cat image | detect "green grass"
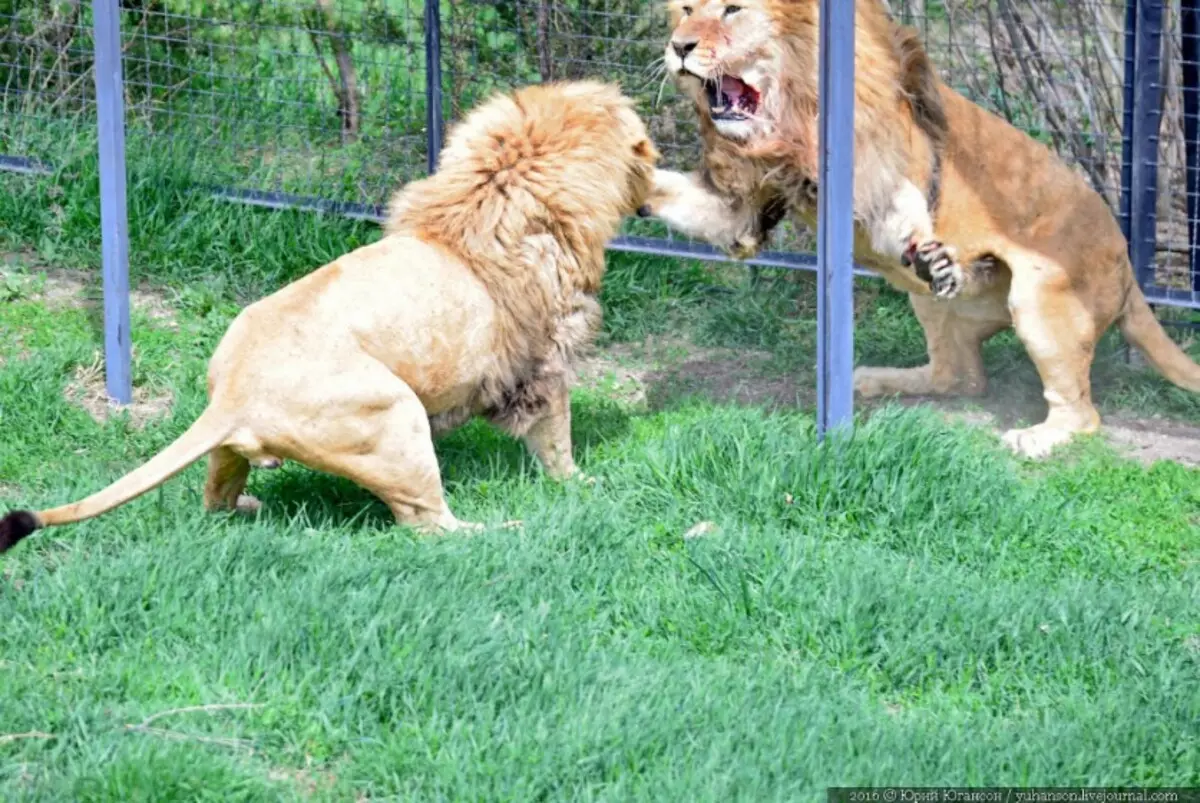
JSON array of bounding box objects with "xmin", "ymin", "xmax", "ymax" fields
[
  {"xmin": 1, "ymin": 303, "xmax": 1198, "ymax": 797},
  {"xmin": 2, "ymin": 125, "xmax": 1200, "ymax": 799}
]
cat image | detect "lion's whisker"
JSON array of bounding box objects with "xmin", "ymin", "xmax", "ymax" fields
[{"xmin": 655, "ymin": 74, "xmax": 671, "ymax": 108}]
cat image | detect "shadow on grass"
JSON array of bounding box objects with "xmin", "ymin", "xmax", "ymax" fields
[{"xmin": 247, "ymin": 394, "xmax": 635, "ymax": 530}]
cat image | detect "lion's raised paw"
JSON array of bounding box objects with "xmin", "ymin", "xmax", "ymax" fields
[{"xmin": 904, "ymin": 239, "xmax": 963, "ymax": 299}]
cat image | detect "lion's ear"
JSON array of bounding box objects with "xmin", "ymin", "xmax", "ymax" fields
[{"xmin": 633, "ymin": 139, "xmax": 660, "ymax": 162}]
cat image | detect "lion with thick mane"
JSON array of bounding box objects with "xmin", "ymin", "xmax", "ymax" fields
[
  {"xmin": 0, "ymin": 80, "xmax": 661, "ymax": 552},
  {"xmin": 641, "ymin": 0, "xmax": 1200, "ymax": 458}
]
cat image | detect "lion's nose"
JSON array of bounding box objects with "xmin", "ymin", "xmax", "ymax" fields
[{"xmin": 672, "ymin": 40, "xmax": 698, "ymax": 60}]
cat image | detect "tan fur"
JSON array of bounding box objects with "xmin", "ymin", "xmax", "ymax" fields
[
  {"xmin": 644, "ymin": 0, "xmax": 960, "ymax": 292},
  {"xmin": 643, "ymin": 0, "xmax": 1200, "ymax": 458},
  {"xmin": 2, "ymin": 81, "xmax": 661, "ymax": 545}
]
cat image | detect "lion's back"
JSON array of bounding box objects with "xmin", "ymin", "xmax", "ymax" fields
[{"xmin": 937, "ymin": 87, "xmax": 1126, "ymax": 269}]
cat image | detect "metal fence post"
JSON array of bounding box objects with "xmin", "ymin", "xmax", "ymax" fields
[
  {"xmin": 815, "ymin": 0, "xmax": 856, "ymax": 440},
  {"xmin": 424, "ymin": 0, "xmax": 444, "ymax": 175},
  {"xmin": 1129, "ymin": 0, "xmax": 1165, "ymax": 292},
  {"xmin": 1182, "ymin": 0, "xmax": 1200, "ymax": 292},
  {"xmin": 93, "ymin": 0, "xmax": 132, "ymax": 405},
  {"xmin": 1119, "ymin": 0, "xmax": 1138, "ymax": 243}
]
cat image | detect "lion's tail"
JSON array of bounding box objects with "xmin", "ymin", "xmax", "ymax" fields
[
  {"xmin": 0, "ymin": 407, "xmax": 233, "ymax": 553},
  {"xmin": 1118, "ymin": 284, "xmax": 1200, "ymax": 392}
]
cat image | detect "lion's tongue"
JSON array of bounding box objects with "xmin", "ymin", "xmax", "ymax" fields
[{"xmin": 721, "ymin": 76, "xmax": 746, "ymax": 107}]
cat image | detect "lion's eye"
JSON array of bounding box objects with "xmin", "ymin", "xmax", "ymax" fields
[
  {"xmin": 724, "ymin": 5, "xmax": 741, "ymax": 15},
  {"xmin": 681, "ymin": 5, "xmax": 693, "ymax": 15}
]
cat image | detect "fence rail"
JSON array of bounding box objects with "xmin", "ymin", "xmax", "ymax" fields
[{"xmin": 1, "ymin": 0, "xmax": 1198, "ymax": 409}]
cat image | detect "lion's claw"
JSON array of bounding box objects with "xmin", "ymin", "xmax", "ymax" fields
[{"xmin": 904, "ymin": 239, "xmax": 963, "ymax": 300}]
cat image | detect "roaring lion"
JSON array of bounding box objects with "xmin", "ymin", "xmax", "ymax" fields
[
  {"xmin": 640, "ymin": 0, "xmax": 1200, "ymax": 458},
  {"xmin": 0, "ymin": 80, "xmax": 661, "ymax": 552}
]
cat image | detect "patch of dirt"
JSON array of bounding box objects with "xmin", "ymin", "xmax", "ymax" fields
[
  {"xmin": 0, "ymin": 340, "xmax": 29, "ymax": 369},
  {"xmin": 63, "ymin": 351, "xmax": 174, "ymax": 429},
  {"xmin": 579, "ymin": 336, "xmax": 1200, "ymax": 469},
  {"xmin": 577, "ymin": 335, "xmax": 801, "ymax": 410},
  {"xmin": 575, "ymin": 341, "xmax": 661, "ymax": 405},
  {"xmin": 1, "ymin": 258, "xmax": 178, "ymax": 329},
  {"xmin": 645, "ymin": 351, "xmax": 806, "ymax": 411},
  {"xmin": 267, "ymin": 765, "xmax": 338, "ymax": 798},
  {"xmin": 909, "ymin": 407, "xmax": 1200, "ymax": 467},
  {"xmin": 1101, "ymin": 416, "xmax": 1200, "ymax": 468}
]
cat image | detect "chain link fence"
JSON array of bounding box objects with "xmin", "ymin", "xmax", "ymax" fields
[{"xmin": 1, "ymin": 0, "xmax": 1198, "ymax": 304}]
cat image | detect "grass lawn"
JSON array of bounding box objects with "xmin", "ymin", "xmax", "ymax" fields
[{"xmin": 1, "ymin": 142, "xmax": 1199, "ymax": 800}]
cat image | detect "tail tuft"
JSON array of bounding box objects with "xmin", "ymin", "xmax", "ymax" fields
[{"xmin": 0, "ymin": 511, "xmax": 40, "ymax": 553}]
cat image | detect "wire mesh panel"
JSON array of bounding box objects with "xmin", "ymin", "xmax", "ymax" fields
[
  {"xmin": 0, "ymin": 0, "xmax": 433, "ymax": 205},
  {"xmin": 115, "ymin": 0, "xmax": 432, "ymax": 211},
  {"xmin": 894, "ymin": 1, "xmax": 1130, "ymax": 212},
  {"xmin": 895, "ymin": 0, "xmax": 1197, "ymax": 308},
  {"xmin": 1155, "ymin": 0, "xmax": 1200, "ymax": 306},
  {"xmin": 3, "ymin": 0, "xmax": 1200, "ymax": 308},
  {"xmin": 0, "ymin": 0, "xmax": 97, "ymax": 174},
  {"xmin": 439, "ymin": 1, "xmax": 1142, "ymax": 265}
]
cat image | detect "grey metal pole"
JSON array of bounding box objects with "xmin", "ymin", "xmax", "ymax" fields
[
  {"xmin": 815, "ymin": 0, "xmax": 856, "ymax": 440},
  {"xmin": 424, "ymin": 0, "xmax": 444, "ymax": 175},
  {"xmin": 1129, "ymin": 0, "xmax": 1164, "ymax": 292},
  {"xmin": 93, "ymin": 0, "xmax": 132, "ymax": 405}
]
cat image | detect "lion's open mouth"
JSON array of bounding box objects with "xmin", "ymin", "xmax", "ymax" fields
[{"xmin": 704, "ymin": 75, "xmax": 760, "ymax": 121}]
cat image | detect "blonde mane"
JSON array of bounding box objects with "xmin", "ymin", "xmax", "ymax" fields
[
  {"xmin": 383, "ymin": 79, "xmax": 658, "ymax": 432},
  {"xmin": 738, "ymin": 1, "xmax": 946, "ymax": 179},
  {"xmin": 670, "ymin": 0, "xmax": 948, "ymax": 235},
  {"xmin": 386, "ymin": 81, "xmax": 652, "ymax": 298}
]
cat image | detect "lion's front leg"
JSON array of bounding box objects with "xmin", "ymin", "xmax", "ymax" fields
[
  {"xmin": 639, "ymin": 168, "xmax": 764, "ymax": 260},
  {"xmin": 519, "ymin": 378, "xmax": 589, "ymax": 483},
  {"xmin": 863, "ymin": 178, "xmax": 964, "ymax": 299}
]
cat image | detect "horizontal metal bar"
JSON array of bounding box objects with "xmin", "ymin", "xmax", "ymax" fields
[
  {"xmin": 609, "ymin": 235, "xmax": 878, "ymax": 278},
  {"xmin": 1143, "ymin": 286, "xmax": 1200, "ymax": 310},
  {"xmin": 206, "ymin": 185, "xmax": 388, "ymax": 223},
  {"xmin": 50, "ymin": 176, "xmax": 1200, "ymax": 315},
  {"xmin": 201, "ymin": 188, "xmax": 880, "ymax": 276},
  {"xmin": 0, "ymin": 154, "xmax": 54, "ymax": 176},
  {"xmin": 193, "ymin": 190, "xmax": 1200, "ymax": 306}
]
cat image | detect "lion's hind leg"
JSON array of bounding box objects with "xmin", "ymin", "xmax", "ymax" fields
[
  {"xmin": 203, "ymin": 447, "xmax": 258, "ymax": 514},
  {"xmin": 855, "ymin": 293, "xmax": 1002, "ymax": 400},
  {"xmin": 1000, "ymin": 259, "xmax": 1102, "ymax": 459},
  {"xmin": 280, "ymin": 366, "xmax": 480, "ymax": 534}
]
